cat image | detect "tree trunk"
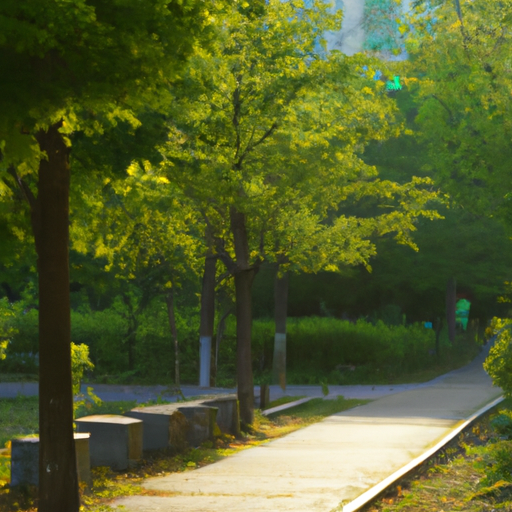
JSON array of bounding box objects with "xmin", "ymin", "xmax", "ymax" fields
[
  {"xmin": 435, "ymin": 316, "xmax": 443, "ymax": 358},
  {"xmin": 166, "ymin": 291, "xmax": 180, "ymax": 387},
  {"xmin": 234, "ymin": 267, "xmax": 256, "ymax": 426},
  {"xmin": 230, "ymin": 207, "xmax": 256, "ymax": 426},
  {"xmin": 272, "ymin": 268, "xmax": 288, "ymax": 391},
  {"xmin": 121, "ymin": 293, "xmax": 137, "ymax": 372},
  {"xmin": 446, "ymin": 277, "xmax": 457, "ymax": 344},
  {"xmin": 214, "ymin": 305, "xmax": 232, "ymax": 387},
  {"xmin": 35, "ymin": 124, "xmax": 80, "ymax": 512},
  {"xmin": 199, "ymin": 254, "xmax": 216, "ymax": 387}
]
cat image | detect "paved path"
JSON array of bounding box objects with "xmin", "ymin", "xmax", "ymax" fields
[
  {"xmin": 111, "ymin": 345, "xmax": 502, "ymax": 512},
  {"xmin": 0, "ymin": 346, "xmax": 501, "ymax": 511},
  {"xmin": 0, "ymin": 378, "xmax": 446, "ymax": 403}
]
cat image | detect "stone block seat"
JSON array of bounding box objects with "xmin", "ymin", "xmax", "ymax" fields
[
  {"xmin": 125, "ymin": 394, "xmax": 239, "ymax": 452},
  {"xmin": 11, "ymin": 433, "xmax": 91, "ymax": 487},
  {"xmin": 200, "ymin": 395, "xmax": 240, "ymax": 437},
  {"xmin": 75, "ymin": 415, "xmax": 142, "ymax": 470}
]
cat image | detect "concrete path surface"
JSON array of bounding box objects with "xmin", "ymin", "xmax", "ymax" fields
[{"xmin": 112, "ymin": 345, "xmax": 502, "ymax": 512}]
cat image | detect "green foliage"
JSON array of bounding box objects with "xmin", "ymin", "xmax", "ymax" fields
[
  {"xmin": 71, "ymin": 305, "xmax": 129, "ymax": 375},
  {"xmin": 484, "ymin": 319, "xmax": 512, "ymax": 397},
  {"xmin": 490, "ymin": 410, "xmax": 512, "ymax": 440},
  {"xmin": 71, "ymin": 342, "xmax": 101, "ymax": 417},
  {"xmin": 405, "ymin": 0, "xmax": 512, "ymax": 224},
  {"xmin": 0, "ymin": 298, "xmax": 18, "ymax": 360},
  {"xmin": 0, "ymin": 395, "xmax": 38, "ymax": 448},
  {"xmin": 135, "ymin": 301, "xmax": 200, "ymax": 383},
  {"xmin": 471, "ymin": 440, "xmax": 512, "ymax": 487},
  {"xmin": 286, "ymin": 317, "xmax": 436, "ymax": 372},
  {"xmin": 70, "ymin": 342, "xmax": 94, "ymax": 396},
  {"xmin": 218, "ymin": 316, "xmax": 450, "ymax": 385}
]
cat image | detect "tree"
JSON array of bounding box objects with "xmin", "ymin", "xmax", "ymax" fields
[
  {"xmin": 404, "ymin": 0, "xmax": 512, "ymax": 223},
  {"xmin": 0, "ymin": 2, "xmax": 217, "ymax": 509},
  {"xmin": 159, "ymin": 0, "xmax": 440, "ymax": 424},
  {"xmin": 71, "ymin": 159, "xmax": 204, "ymax": 383}
]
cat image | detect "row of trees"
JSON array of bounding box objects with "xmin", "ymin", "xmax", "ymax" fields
[{"xmin": 2, "ymin": 0, "xmax": 512, "ymax": 510}]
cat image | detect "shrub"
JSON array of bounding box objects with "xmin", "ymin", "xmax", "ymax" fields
[
  {"xmin": 484, "ymin": 319, "xmax": 512, "ymax": 397},
  {"xmin": 491, "ymin": 410, "xmax": 512, "ymax": 440},
  {"xmin": 470, "ymin": 440, "xmax": 512, "ymax": 487}
]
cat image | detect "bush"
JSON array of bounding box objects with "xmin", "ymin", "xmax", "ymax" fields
[
  {"xmin": 491, "ymin": 410, "xmax": 512, "ymax": 440},
  {"xmin": 470, "ymin": 440, "xmax": 512, "ymax": 487},
  {"xmin": 217, "ymin": 316, "xmax": 441, "ymax": 385},
  {"xmin": 484, "ymin": 318, "xmax": 512, "ymax": 397}
]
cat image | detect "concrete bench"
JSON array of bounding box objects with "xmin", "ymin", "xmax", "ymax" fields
[
  {"xmin": 75, "ymin": 415, "xmax": 142, "ymax": 470},
  {"xmin": 201, "ymin": 395, "xmax": 240, "ymax": 437},
  {"xmin": 125, "ymin": 404, "xmax": 217, "ymax": 451},
  {"xmin": 10, "ymin": 433, "xmax": 91, "ymax": 487}
]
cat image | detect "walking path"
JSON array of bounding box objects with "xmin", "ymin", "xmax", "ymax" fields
[
  {"xmin": 0, "ymin": 345, "xmax": 502, "ymax": 511},
  {"xmin": 110, "ymin": 345, "xmax": 502, "ymax": 512},
  {"xmin": 0, "ymin": 377, "xmax": 450, "ymax": 403}
]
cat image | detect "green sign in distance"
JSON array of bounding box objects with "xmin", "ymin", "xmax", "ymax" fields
[{"xmin": 386, "ymin": 76, "xmax": 402, "ymax": 91}]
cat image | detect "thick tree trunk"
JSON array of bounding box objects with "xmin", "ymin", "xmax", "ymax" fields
[
  {"xmin": 446, "ymin": 277, "xmax": 457, "ymax": 343},
  {"xmin": 35, "ymin": 124, "xmax": 80, "ymax": 512},
  {"xmin": 199, "ymin": 254, "xmax": 216, "ymax": 387},
  {"xmin": 230, "ymin": 207, "xmax": 256, "ymax": 426},
  {"xmin": 166, "ymin": 291, "xmax": 180, "ymax": 387},
  {"xmin": 272, "ymin": 268, "xmax": 288, "ymax": 390},
  {"xmin": 234, "ymin": 267, "xmax": 256, "ymax": 426}
]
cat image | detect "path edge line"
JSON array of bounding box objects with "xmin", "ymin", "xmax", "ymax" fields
[{"xmin": 340, "ymin": 394, "xmax": 505, "ymax": 512}]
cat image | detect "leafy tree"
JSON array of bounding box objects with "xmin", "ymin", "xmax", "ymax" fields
[
  {"xmin": 404, "ymin": 0, "xmax": 512, "ymax": 223},
  {"xmin": 71, "ymin": 159, "xmax": 204, "ymax": 383},
  {"xmin": 0, "ymin": 1, "xmax": 217, "ymax": 510},
  {"xmin": 159, "ymin": 0, "xmax": 440, "ymax": 424}
]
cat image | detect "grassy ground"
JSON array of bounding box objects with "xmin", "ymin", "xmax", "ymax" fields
[
  {"xmin": 357, "ymin": 399, "xmax": 512, "ymax": 512},
  {"xmin": 0, "ymin": 396, "xmax": 39, "ymax": 449},
  {"xmin": 0, "ymin": 395, "xmax": 367, "ymax": 511}
]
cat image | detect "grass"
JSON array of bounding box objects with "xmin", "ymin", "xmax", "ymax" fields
[
  {"xmin": 0, "ymin": 394, "xmax": 367, "ymax": 511},
  {"xmin": 356, "ymin": 400, "xmax": 512, "ymax": 512},
  {"xmin": 0, "ymin": 396, "xmax": 39, "ymax": 449}
]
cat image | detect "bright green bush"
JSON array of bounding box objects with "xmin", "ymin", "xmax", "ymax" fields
[
  {"xmin": 0, "ymin": 298, "xmax": 18, "ymax": 360},
  {"xmin": 484, "ymin": 318, "xmax": 512, "ymax": 397},
  {"xmin": 71, "ymin": 342, "xmax": 94, "ymax": 396}
]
